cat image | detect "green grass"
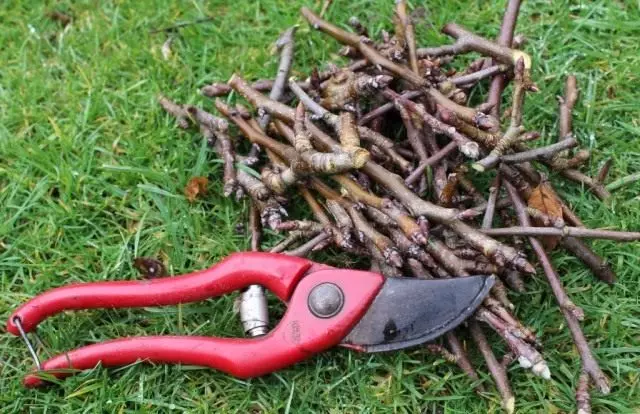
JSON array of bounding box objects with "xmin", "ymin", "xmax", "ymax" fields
[{"xmin": 1, "ymin": 0, "xmax": 639, "ymax": 412}]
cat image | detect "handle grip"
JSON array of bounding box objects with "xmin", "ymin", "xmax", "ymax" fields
[
  {"xmin": 22, "ymin": 268, "xmax": 384, "ymax": 387},
  {"xmin": 8, "ymin": 252, "xmax": 312, "ymax": 334},
  {"xmin": 24, "ymin": 336, "xmax": 289, "ymax": 387}
]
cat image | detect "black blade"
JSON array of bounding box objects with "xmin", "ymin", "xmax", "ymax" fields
[{"xmin": 342, "ymin": 275, "xmax": 494, "ymax": 352}]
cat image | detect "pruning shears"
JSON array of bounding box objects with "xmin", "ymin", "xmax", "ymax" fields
[{"xmin": 7, "ymin": 252, "xmax": 494, "ymax": 387}]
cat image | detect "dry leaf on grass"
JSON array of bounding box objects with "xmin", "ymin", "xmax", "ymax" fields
[
  {"xmin": 133, "ymin": 257, "xmax": 167, "ymax": 279},
  {"xmin": 161, "ymin": 37, "xmax": 173, "ymax": 60},
  {"xmin": 184, "ymin": 176, "xmax": 208, "ymax": 202},
  {"xmin": 528, "ymin": 183, "xmax": 563, "ymax": 250}
]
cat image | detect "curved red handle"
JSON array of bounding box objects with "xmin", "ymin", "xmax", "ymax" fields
[
  {"xmin": 7, "ymin": 252, "xmax": 312, "ymax": 334},
  {"xmin": 23, "ymin": 268, "xmax": 384, "ymax": 387}
]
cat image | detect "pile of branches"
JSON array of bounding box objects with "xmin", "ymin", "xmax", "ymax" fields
[{"xmin": 158, "ymin": 3, "xmax": 639, "ymax": 412}]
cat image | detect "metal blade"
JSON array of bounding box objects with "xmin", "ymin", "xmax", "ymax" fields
[{"xmin": 342, "ymin": 275, "xmax": 494, "ymax": 352}]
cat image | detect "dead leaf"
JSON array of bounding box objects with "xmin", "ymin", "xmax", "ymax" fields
[
  {"xmin": 48, "ymin": 11, "xmax": 73, "ymax": 27},
  {"xmin": 184, "ymin": 176, "xmax": 208, "ymax": 202},
  {"xmin": 161, "ymin": 37, "xmax": 173, "ymax": 60},
  {"xmin": 133, "ymin": 257, "xmax": 167, "ymax": 279},
  {"xmin": 527, "ymin": 183, "xmax": 563, "ymax": 251},
  {"xmin": 438, "ymin": 176, "xmax": 458, "ymax": 206}
]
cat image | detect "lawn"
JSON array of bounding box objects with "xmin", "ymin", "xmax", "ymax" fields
[{"xmin": 1, "ymin": 0, "xmax": 639, "ymax": 412}]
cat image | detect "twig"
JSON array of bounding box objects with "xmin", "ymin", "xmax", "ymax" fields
[
  {"xmin": 417, "ymin": 22, "xmax": 531, "ymax": 69},
  {"xmin": 277, "ymin": 220, "xmax": 325, "ymax": 233},
  {"xmin": 504, "ymin": 180, "xmax": 584, "ymax": 318},
  {"xmin": 480, "ymin": 173, "xmax": 518, "ymax": 312},
  {"xmin": 445, "ymin": 332, "xmax": 485, "ymax": 392},
  {"xmin": 436, "ymin": 105, "xmax": 501, "ymax": 148},
  {"xmin": 482, "ymin": 226, "xmax": 640, "ymax": 242},
  {"xmin": 217, "ymin": 129, "xmax": 238, "ymax": 197},
  {"xmin": 404, "ymin": 141, "xmax": 458, "ymax": 186},
  {"xmin": 560, "ymin": 238, "xmax": 616, "ymax": 285},
  {"xmin": 256, "ymin": 26, "xmax": 297, "ymax": 152},
  {"xmin": 253, "ymin": 93, "xmax": 535, "ymax": 274},
  {"xmin": 504, "ymin": 181, "xmax": 610, "ymax": 394},
  {"xmin": 486, "ymin": 0, "xmax": 523, "ymax": 118},
  {"xmin": 499, "ymin": 138, "xmax": 578, "ymax": 165},
  {"xmin": 476, "ymin": 308, "xmax": 549, "ymax": 378},
  {"xmin": 482, "ymin": 174, "xmax": 501, "ymax": 229},
  {"xmin": 359, "ymin": 90, "xmax": 423, "ymax": 125},
  {"xmin": 451, "ymin": 64, "xmax": 509, "ymax": 86},
  {"xmin": 595, "ymin": 158, "xmax": 613, "ymax": 184},
  {"xmin": 605, "ymin": 172, "xmax": 640, "ymax": 192},
  {"xmin": 237, "ymin": 170, "xmax": 287, "ymax": 229},
  {"xmin": 526, "ymin": 206, "xmax": 566, "ymax": 228},
  {"xmin": 576, "ymin": 370, "xmax": 592, "ymax": 414},
  {"xmin": 395, "ymin": 101, "xmax": 429, "ymax": 166},
  {"xmin": 468, "ymin": 321, "xmax": 515, "ymax": 414},
  {"xmin": 473, "ymin": 58, "xmax": 536, "ymax": 171},
  {"xmin": 284, "ymin": 232, "xmax": 331, "ymax": 256},
  {"xmin": 560, "ymin": 169, "xmax": 611, "ymax": 200},
  {"xmin": 325, "ymin": 199, "xmax": 355, "ymax": 243},
  {"xmin": 548, "ymin": 150, "xmax": 590, "ymax": 171},
  {"xmin": 348, "ymin": 205, "xmax": 403, "ymax": 268},
  {"xmin": 299, "ymin": 186, "xmax": 352, "ymax": 249},
  {"xmin": 395, "ymin": 0, "xmax": 419, "ymax": 74},
  {"xmin": 558, "ymin": 75, "xmax": 579, "ymax": 142},
  {"xmin": 158, "ymin": 95, "xmax": 190, "ymax": 129}
]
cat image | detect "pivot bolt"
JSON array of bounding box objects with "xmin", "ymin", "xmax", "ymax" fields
[{"xmin": 307, "ymin": 283, "xmax": 344, "ymax": 318}]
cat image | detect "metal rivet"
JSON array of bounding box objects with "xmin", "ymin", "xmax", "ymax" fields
[{"xmin": 308, "ymin": 283, "xmax": 344, "ymax": 318}]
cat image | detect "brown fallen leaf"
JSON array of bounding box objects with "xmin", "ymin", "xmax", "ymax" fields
[
  {"xmin": 438, "ymin": 172, "xmax": 460, "ymax": 206},
  {"xmin": 48, "ymin": 11, "xmax": 73, "ymax": 27},
  {"xmin": 184, "ymin": 176, "xmax": 208, "ymax": 202},
  {"xmin": 528, "ymin": 183, "xmax": 563, "ymax": 250},
  {"xmin": 133, "ymin": 257, "xmax": 167, "ymax": 279}
]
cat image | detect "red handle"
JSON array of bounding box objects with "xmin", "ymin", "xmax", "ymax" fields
[
  {"xmin": 7, "ymin": 252, "xmax": 312, "ymax": 334},
  {"xmin": 23, "ymin": 268, "xmax": 384, "ymax": 387}
]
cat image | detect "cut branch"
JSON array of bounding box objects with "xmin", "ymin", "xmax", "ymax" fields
[
  {"xmin": 605, "ymin": 172, "xmax": 640, "ymax": 192},
  {"xmin": 482, "ymin": 226, "xmax": 640, "ymax": 241},
  {"xmin": 486, "ymin": 0, "xmax": 523, "ymax": 118},
  {"xmin": 417, "ymin": 22, "xmax": 531, "ymax": 69},
  {"xmin": 504, "ymin": 180, "xmax": 610, "ymax": 394}
]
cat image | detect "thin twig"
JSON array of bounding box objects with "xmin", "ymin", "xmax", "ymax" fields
[
  {"xmin": 558, "ymin": 75, "xmax": 579, "ymax": 142},
  {"xmin": 504, "ymin": 180, "xmax": 584, "ymax": 319},
  {"xmin": 605, "ymin": 172, "xmax": 640, "ymax": 192},
  {"xmin": 445, "ymin": 332, "xmax": 485, "ymax": 392},
  {"xmin": 469, "ymin": 321, "xmax": 515, "ymax": 413},
  {"xmin": 395, "ymin": 0, "xmax": 419, "ymax": 74},
  {"xmin": 284, "ymin": 232, "xmax": 331, "ymax": 256},
  {"xmin": 504, "ymin": 180, "xmax": 610, "ymax": 394},
  {"xmin": 417, "ymin": 22, "xmax": 531, "ymax": 69},
  {"xmin": 258, "ymin": 26, "xmax": 297, "ymax": 132},
  {"xmin": 486, "ymin": 0, "xmax": 523, "ymax": 118},
  {"xmin": 500, "ymin": 138, "xmax": 578, "ymax": 165},
  {"xmin": 560, "ymin": 169, "xmax": 611, "ymax": 200},
  {"xmin": 451, "ymin": 64, "xmax": 509, "ymax": 87},
  {"xmin": 482, "ymin": 226, "xmax": 640, "ymax": 241},
  {"xmin": 359, "ymin": 90, "xmax": 423, "ymax": 125},
  {"xmin": 405, "ymin": 141, "xmax": 458, "ymax": 186},
  {"xmin": 560, "ymin": 238, "xmax": 616, "ymax": 285}
]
